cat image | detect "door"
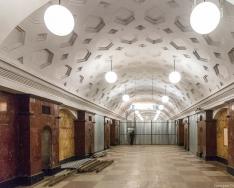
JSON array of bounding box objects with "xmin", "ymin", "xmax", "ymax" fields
[{"xmin": 41, "ymin": 126, "xmax": 52, "ymax": 169}]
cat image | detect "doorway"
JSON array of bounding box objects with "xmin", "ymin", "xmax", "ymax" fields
[{"xmin": 41, "ymin": 126, "xmax": 52, "ymax": 170}]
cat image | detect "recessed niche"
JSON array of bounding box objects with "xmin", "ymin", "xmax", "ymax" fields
[
  {"xmin": 174, "ymin": 16, "xmax": 191, "ymax": 32},
  {"xmin": 214, "ymin": 52, "xmax": 221, "ymax": 59},
  {"xmin": 61, "ymin": 53, "xmax": 69, "ymax": 60},
  {"xmin": 203, "ymin": 75, "xmax": 208, "ymax": 83},
  {"xmin": 144, "ymin": 6, "xmax": 165, "ymax": 25},
  {"xmin": 85, "ymin": 16, "xmax": 105, "ymax": 32},
  {"xmin": 228, "ymin": 48, "xmax": 234, "ymax": 64},
  {"xmin": 76, "ymin": 49, "xmax": 91, "ymax": 63},
  {"xmin": 193, "ymin": 50, "xmax": 208, "ymax": 62},
  {"xmin": 190, "ymin": 38, "xmax": 199, "ymax": 43},
  {"xmin": 108, "ymin": 29, "xmax": 118, "ymax": 34},
  {"xmin": 163, "ymin": 28, "xmax": 173, "ymax": 34},
  {"xmin": 36, "ymin": 33, "xmax": 47, "ymax": 41},
  {"xmin": 213, "ymin": 64, "xmax": 220, "ymax": 76},
  {"xmin": 83, "ymin": 38, "xmax": 92, "ymax": 44},
  {"xmin": 135, "ymin": 25, "xmax": 145, "ymax": 30},
  {"xmin": 17, "ymin": 56, "xmax": 24, "ymax": 64},
  {"xmin": 32, "ymin": 49, "xmax": 54, "ymax": 69},
  {"xmin": 2, "ymin": 26, "xmax": 25, "ymax": 51},
  {"xmin": 115, "ymin": 7, "xmax": 135, "ymax": 25},
  {"xmin": 60, "ymin": 32, "xmax": 78, "ymax": 48}
]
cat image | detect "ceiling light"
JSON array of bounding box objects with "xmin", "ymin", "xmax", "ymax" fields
[
  {"xmin": 161, "ymin": 86, "xmax": 169, "ymax": 103},
  {"xmin": 44, "ymin": 4, "xmax": 74, "ymax": 36},
  {"xmin": 105, "ymin": 57, "xmax": 117, "ymax": 83},
  {"xmin": 190, "ymin": 2, "xmax": 221, "ymax": 34},
  {"xmin": 159, "ymin": 105, "xmax": 164, "ymax": 110},
  {"xmin": 169, "ymin": 71, "xmax": 181, "ymax": 84},
  {"xmin": 105, "ymin": 71, "xmax": 117, "ymax": 83},
  {"xmin": 169, "ymin": 59, "xmax": 181, "ymax": 84},
  {"xmin": 122, "ymin": 94, "xmax": 130, "ymax": 102},
  {"xmin": 162, "ymin": 95, "xmax": 169, "ymax": 103}
]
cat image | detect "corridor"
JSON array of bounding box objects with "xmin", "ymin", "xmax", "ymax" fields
[
  {"xmin": 1, "ymin": 0, "xmax": 234, "ymax": 187},
  {"xmin": 22, "ymin": 146, "xmax": 234, "ymax": 188}
]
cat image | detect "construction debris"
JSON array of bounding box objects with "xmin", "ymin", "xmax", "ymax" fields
[
  {"xmin": 44, "ymin": 170, "xmax": 76, "ymax": 187},
  {"xmin": 78, "ymin": 159, "xmax": 114, "ymax": 173},
  {"xmin": 43, "ymin": 157, "xmax": 114, "ymax": 186},
  {"xmin": 61, "ymin": 158, "xmax": 93, "ymax": 169},
  {"xmin": 92, "ymin": 151, "xmax": 107, "ymax": 158}
]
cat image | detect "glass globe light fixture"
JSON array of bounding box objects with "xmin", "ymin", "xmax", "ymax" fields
[
  {"xmin": 169, "ymin": 71, "xmax": 181, "ymax": 84},
  {"xmin": 105, "ymin": 71, "xmax": 117, "ymax": 83},
  {"xmin": 122, "ymin": 94, "xmax": 130, "ymax": 102},
  {"xmin": 162, "ymin": 95, "xmax": 169, "ymax": 103},
  {"xmin": 162, "ymin": 86, "xmax": 169, "ymax": 103},
  {"xmin": 105, "ymin": 57, "xmax": 118, "ymax": 83},
  {"xmin": 44, "ymin": 4, "xmax": 74, "ymax": 36},
  {"xmin": 190, "ymin": 2, "xmax": 221, "ymax": 34},
  {"xmin": 159, "ymin": 105, "xmax": 164, "ymax": 110},
  {"xmin": 169, "ymin": 59, "xmax": 181, "ymax": 84}
]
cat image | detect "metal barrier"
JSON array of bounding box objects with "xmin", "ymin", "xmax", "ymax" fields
[{"xmin": 120, "ymin": 121, "xmax": 176, "ymax": 145}]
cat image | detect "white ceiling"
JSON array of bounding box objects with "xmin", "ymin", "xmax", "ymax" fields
[{"xmin": 1, "ymin": 0, "xmax": 234, "ymax": 119}]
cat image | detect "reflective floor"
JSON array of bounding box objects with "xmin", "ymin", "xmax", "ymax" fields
[{"xmin": 21, "ymin": 146, "xmax": 234, "ymax": 188}]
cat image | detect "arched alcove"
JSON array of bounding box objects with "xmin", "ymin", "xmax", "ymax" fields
[
  {"xmin": 59, "ymin": 108, "xmax": 76, "ymax": 161},
  {"xmin": 41, "ymin": 126, "xmax": 52, "ymax": 170}
]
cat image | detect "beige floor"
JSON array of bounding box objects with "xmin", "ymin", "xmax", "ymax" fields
[{"xmin": 21, "ymin": 145, "xmax": 234, "ymax": 188}]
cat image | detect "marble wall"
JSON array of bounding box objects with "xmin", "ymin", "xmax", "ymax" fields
[
  {"xmin": 215, "ymin": 109, "xmax": 228, "ymax": 160},
  {"xmin": 0, "ymin": 92, "xmax": 18, "ymax": 182}
]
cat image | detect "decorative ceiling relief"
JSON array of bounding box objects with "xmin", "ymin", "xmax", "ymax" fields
[
  {"xmin": 2, "ymin": 26, "xmax": 25, "ymax": 52},
  {"xmin": 60, "ymin": 32, "xmax": 78, "ymax": 48},
  {"xmin": 0, "ymin": 0, "xmax": 234, "ymax": 119},
  {"xmin": 115, "ymin": 7, "xmax": 135, "ymax": 25},
  {"xmin": 144, "ymin": 6, "xmax": 165, "ymax": 25},
  {"xmin": 174, "ymin": 16, "xmax": 191, "ymax": 32},
  {"xmin": 85, "ymin": 16, "xmax": 105, "ymax": 33},
  {"xmin": 32, "ymin": 49, "xmax": 54, "ymax": 69}
]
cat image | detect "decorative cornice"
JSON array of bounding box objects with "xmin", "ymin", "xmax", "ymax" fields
[
  {"xmin": 171, "ymin": 82, "xmax": 234, "ymax": 120},
  {"xmin": 0, "ymin": 58, "xmax": 124, "ymax": 120}
]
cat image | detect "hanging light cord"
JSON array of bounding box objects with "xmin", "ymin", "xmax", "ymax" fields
[
  {"xmin": 152, "ymin": 76, "xmax": 154, "ymax": 100},
  {"xmin": 173, "ymin": 59, "xmax": 176, "ymax": 72},
  {"xmin": 110, "ymin": 58, "xmax": 112, "ymax": 71}
]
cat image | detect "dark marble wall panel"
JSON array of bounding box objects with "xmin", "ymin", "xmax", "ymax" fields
[
  {"xmin": 104, "ymin": 117, "xmax": 111, "ymax": 149},
  {"xmin": 0, "ymin": 92, "xmax": 18, "ymax": 182},
  {"xmin": 17, "ymin": 95, "xmax": 60, "ymax": 176},
  {"xmin": 227, "ymin": 102, "xmax": 234, "ymax": 173}
]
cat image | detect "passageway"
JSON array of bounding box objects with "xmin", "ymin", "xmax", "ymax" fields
[{"xmin": 18, "ymin": 146, "xmax": 234, "ymax": 188}]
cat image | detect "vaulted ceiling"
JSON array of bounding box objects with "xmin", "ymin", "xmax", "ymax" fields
[{"xmin": 0, "ymin": 0, "xmax": 234, "ymax": 120}]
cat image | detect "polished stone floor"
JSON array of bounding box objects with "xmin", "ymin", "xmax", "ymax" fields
[{"xmin": 22, "ymin": 146, "xmax": 234, "ymax": 188}]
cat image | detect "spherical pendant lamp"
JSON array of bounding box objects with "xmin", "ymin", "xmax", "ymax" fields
[
  {"xmin": 105, "ymin": 71, "xmax": 117, "ymax": 83},
  {"xmin": 159, "ymin": 105, "xmax": 164, "ymax": 110},
  {"xmin": 169, "ymin": 59, "xmax": 181, "ymax": 84},
  {"xmin": 105, "ymin": 57, "xmax": 118, "ymax": 83},
  {"xmin": 190, "ymin": 2, "xmax": 221, "ymax": 34},
  {"xmin": 169, "ymin": 71, "xmax": 181, "ymax": 84},
  {"xmin": 161, "ymin": 86, "xmax": 169, "ymax": 103},
  {"xmin": 122, "ymin": 94, "xmax": 130, "ymax": 102},
  {"xmin": 162, "ymin": 95, "xmax": 169, "ymax": 103},
  {"xmin": 44, "ymin": 4, "xmax": 75, "ymax": 36}
]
